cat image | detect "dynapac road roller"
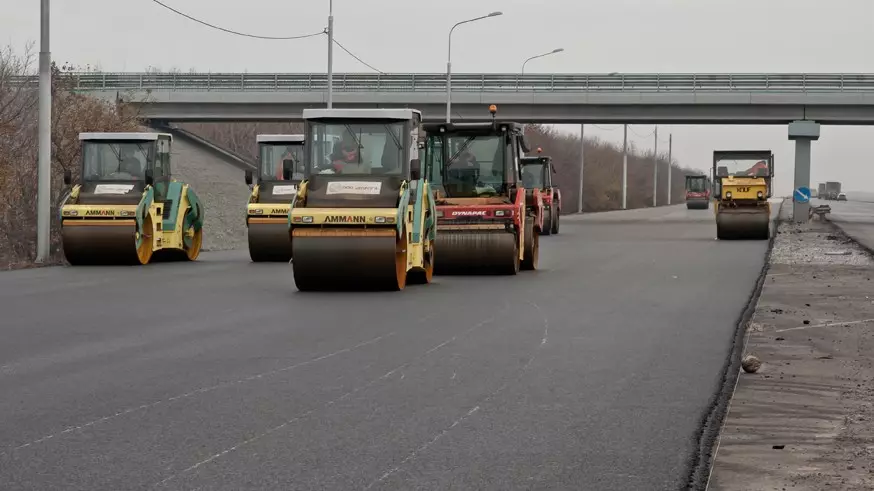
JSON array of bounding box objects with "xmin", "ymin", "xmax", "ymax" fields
[
  {"xmin": 684, "ymin": 174, "xmax": 710, "ymax": 209},
  {"xmin": 712, "ymin": 150, "xmax": 773, "ymax": 240},
  {"xmin": 60, "ymin": 132, "xmax": 204, "ymax": 264},
  {"xmin": 287, "ymin": 108, "xmax": 436, "ymax": 291},
  {"xmin": 424, "ymin": 105, "xmax": 543, "ymax": 274},
  {"xmin": 521, "ymin": 148, "xmax": 561, "ymax": 235},
  {"xmin": 245, "ymin": 134, "xmax": 305, "ymax": 261}
]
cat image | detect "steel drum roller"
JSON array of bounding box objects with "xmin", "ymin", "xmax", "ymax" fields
[
  {"xmin": 248, "ymin": 221, "xmax": 293, "ymax": 262},
  {"xmin": 62, "ymin": 222, "xmax": 143, "ymax": 265},
  {"xmin": 434, "ymin": 231, "xmax": 518, "ymax": 275},
  {"xmin": 291, "ymin": 228, "xmax": 405, "ymax": 291},
  {"xmin": 716, "ymin": 208, "xmax": 770, "ymax": 240}
]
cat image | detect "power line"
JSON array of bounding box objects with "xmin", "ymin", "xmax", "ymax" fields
[
  {"xmin": 333, "ymin": 38, "xmax": 384, "ymax": 74},
  {"xmin": 150, "ymin": 0, "xmax": 326, "ymax": 40}
]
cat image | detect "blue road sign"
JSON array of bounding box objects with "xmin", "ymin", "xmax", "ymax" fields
[{"xmin": 794, "ymin": 186, "xmax": 811, "ymax": 203}]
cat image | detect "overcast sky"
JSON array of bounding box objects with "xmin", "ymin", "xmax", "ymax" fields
[{"xmin": 4, "ymin": 0, "xmax": 874, "ymax": 195}]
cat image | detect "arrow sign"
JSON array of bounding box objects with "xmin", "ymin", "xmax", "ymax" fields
[{"xmin": 794, "ymin": 186, "xmax": 811, "ymax": 203}]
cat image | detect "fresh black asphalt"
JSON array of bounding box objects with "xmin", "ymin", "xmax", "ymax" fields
[{"xmin": 0, "ymin": 204, "xmax": 777, "ymax": 490}]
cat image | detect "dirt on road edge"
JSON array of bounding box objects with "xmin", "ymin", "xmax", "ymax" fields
[{"xmin": 707, "ymin": 213, "xmax": 874, "ymax": 490}]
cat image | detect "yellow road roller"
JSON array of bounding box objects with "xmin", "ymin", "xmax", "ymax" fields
[
  {"xmin": 245, "ymin": 134, "xmax": 305, "ymax": 262},
  {"xmin": 712, "ymin": 150, "xmax": 773, "ymax": 240},
  {"xmin": 60, "ymin": 132, "xmax": 204, "ymax": 265},
  {"xmin": 288, "ymin": 108, "xmax": 436, "ymax": 291},
  {"xmin": 422, "ymin": 107, "xmax": 540, "ymax": 275}
]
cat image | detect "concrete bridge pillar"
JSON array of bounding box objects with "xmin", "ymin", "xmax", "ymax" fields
[{"xmin": 788, "ymin": 120, "xmax": 820, "ymax": 224}]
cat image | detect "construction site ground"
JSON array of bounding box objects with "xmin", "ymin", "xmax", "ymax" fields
[{"xmin": 708, "ymin": 205, "xmax": 874, "ymax": 490}]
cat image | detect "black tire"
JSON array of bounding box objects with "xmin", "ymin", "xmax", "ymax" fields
[
  {"xmin": 551, "ymin": 209, "xmax": 560, "ymax": 234},
  {"xmin": 541, "ymin": 209, "xmax": 552, "ymax": 236}
]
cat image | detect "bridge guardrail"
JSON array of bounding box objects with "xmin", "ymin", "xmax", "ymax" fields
[{"xmin": 11, "ymin": 73, "xmax": 874, "ymax": 92}]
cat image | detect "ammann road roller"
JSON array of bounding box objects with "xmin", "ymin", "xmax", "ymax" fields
[
  {"xmin": 287, "ymin": 108, "xmax": 436, "ymax": 291},
  {"xmin": 712, "ymin": 150, "xmax": 773, "ymax": 240},
  {"xmin": 521, "ymin": 148, "xmax": 561, "ymax": 235},
  {"xmin": 60, "ymin": 132, "xmax": 204, "ymax": 265},
  {"xmin": 423, "ymin": 105, "xmax": 543, "ymax": 275},
  {"xmin": 684, "ymin": 174, "xmax": 711, "ymax": 209},
  {"xmin": 245, "ymin": 134, "xmax": 306, "ymax": 261}
]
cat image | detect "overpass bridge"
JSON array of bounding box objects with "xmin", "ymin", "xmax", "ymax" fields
[{"xmin": 35, "ymin": 71, "xmax": 874, "ymax": 124}]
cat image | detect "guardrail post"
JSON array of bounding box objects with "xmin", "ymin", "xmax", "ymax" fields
[
  {"xmin": 240, "ymin": 73, "xmax": 244, "ymax": 90},
  {"xmin": 139, "ymin": 73, "xmax": 143, "ymax": 89},
  {"xmin": 840, "ymin": 74, "xmax": 844, "ymax": 92},
  {"xmin": 274, "ymin": 73, "xmax": 278, "ymax": 90},
  {"xmin": 550, "ymin": 74, "xmax": 555, "ymax": 92},
  {"xmin": 173, "ymin": 72, "xmax": 177, "ymax": 89},
  {"xmin": 101, "ymin": 73, "xmax": 106, "ymax": 89},
  {"xmin": 656, "ymin": 73, "xmax": 660, "ymax": 92}
]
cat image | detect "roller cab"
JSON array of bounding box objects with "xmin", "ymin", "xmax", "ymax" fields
[
  {"xmin": 60, "ymin": 132, "xmax": 204, "ymax": 265},
  {"xmin": 684, "ymin": 174, "xmax": 711, "ymax": 210},
  {"xmin": 521, "ymin": 147, "xmax": 561, "ymax": 235},
  {"xmin": 245, "ymin": 134, "xmax": 306, "ymax": 262},
  {"xmin": 423, "ymin": 106, "xmax": 541, "ymax": 275},
  {"xmin": 288, "ymin": 108, "xmax": 435, "ymax": 291},
  {"xmin": 712, "ymin": 150, "xmax": 772, "ymax": 240}
]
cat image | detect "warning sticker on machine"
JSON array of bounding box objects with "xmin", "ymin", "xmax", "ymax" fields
[
  {"xmin": 272, "ymin": 185, "xmax": 297, "ymax": 195},
  {"xmin": 94, "ymin": 184, "xmax": 135, "ymax": 194},
  {"xmin": 325, "ymin": 181, "xmax": 382, "ymax": 195}
]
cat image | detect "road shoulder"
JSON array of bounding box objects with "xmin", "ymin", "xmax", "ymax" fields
[{"xmin": 708, "ymin": 214, "xmax": 874, "ymax": 490}]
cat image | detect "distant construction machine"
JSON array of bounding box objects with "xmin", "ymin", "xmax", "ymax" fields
[
  {"xmin": 245, "ymin": 134, "xmax": 305, "ymax": 262},
  {"xmin": 712, "ymin": 150, "xmax": 773, "ymax": 240},
  {"xmin": 287, "ymin": 108, "xmax": 436, "ymax": 291},
  {"xmin": 60, "ymin": 132, "xmax": 204, "ymax": 264},
  {"xmin": 521, "ymin": 148, "xmax": 561, "ymax": 235},
  {"xmin": 684, "ymin": 174, "xmax": 711, "ymax": 209},
  {"xmin": 423, "ymin": 105, "xmax": 543, "ymax": 275}
]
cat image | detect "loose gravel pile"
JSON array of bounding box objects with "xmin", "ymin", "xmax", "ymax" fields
[
  {"xmin": 770, "ymin": 208, "xmax": 874, "ymax": 267},
  {"xmin": 170, "ymin": 136, "xmax": 251, "ymax": 252}
]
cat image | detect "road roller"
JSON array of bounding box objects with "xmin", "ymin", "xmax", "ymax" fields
[
  {"xmin": 684, "ymin": 174, "xmax": 711, "ymax": 209},
  {"xmin": 423, "ymin": 105, "xmax": 543, "ymax": 275},
  {"xmin": 521, "ymin": 148, "xmax": 562, "ymax": 235},
  {"xmin": 712, "ymin": 150, "xmax": 773, "ymax": 240},
  {"xmin": 245, "ymin": 134, "xmax": 306, "ymax": 262},
  {"xmin": 288, "ymin": 108, "xmax": 436, "ymax": 291},
  {"xmin": 60, "ymin": 132, "xmax": 204, "ymax": 265}
]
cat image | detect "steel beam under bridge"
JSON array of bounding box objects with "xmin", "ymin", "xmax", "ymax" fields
[{"xmin": 93, "ymin": 90, "xmax": 874, "ymax": 124}]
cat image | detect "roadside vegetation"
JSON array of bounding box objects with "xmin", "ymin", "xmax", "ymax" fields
[{"xmin": 1, "ymin": 46, "xmax": 699, "ymax": 269}]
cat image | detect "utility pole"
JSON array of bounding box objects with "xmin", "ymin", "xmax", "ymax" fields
[
  {"xmin": 652, "ymin": 126, "xmax": 658, "ymax": 207},
  {"xmin": 578, "ymin": 124, "xmax": 584, "ymax": 213},
  {"xmin": 667, "ymin": 133, "xmax": 672, "ymax": 205},
  {"xmin": 326, "ymin": 0, "xmax": 334, "ymax": 109},
  {"xmin": 36, "ymin": 0, "xmax": 51, "ymax": 263},
  {"xmin": 622, "ymin": 124, "xmax": 628, "ymax": 210}
]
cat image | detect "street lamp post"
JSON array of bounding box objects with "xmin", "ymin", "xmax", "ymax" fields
[
  {"xmin": 446, "ymin": 11, "xmax": 503, "ymax": 123},
  {"xmin": 36, "ymin": 0, "xmax": 51, "ymax": 263},
  {"xmin": 326, "ymin": 0, "xmax": 334, "ymax": 108},
  {"xmin": 521, "ymin": 48, "xmax": 564, "ymax": 74}
]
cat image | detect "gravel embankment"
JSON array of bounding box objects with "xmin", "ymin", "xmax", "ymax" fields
[{"xmin": 169, "ymin": 135, "xmax": 250, "ymax": 252}]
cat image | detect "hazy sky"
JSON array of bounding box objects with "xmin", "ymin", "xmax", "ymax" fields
[{"xmin": 4, "ymin": 0, "xmax": 874, "ymax": 195}]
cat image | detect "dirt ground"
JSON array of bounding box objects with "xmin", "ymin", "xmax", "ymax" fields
[{"xmin": 708, "ymin": 215, "xmax": 874, "ymax": 490}]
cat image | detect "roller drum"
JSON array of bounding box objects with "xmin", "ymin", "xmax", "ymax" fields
[
  {"xmin": 248, "ymin": 222, "xmax": 293, "ymax": 262},
  {"xmin": 62, "ymin": 222, "xmax": 142, "ymax": 265},
  {"xmin": 716, "ymin": 207, "xmax": 770, "ymax": 240},
  {"xmin": 434, "ymin": 230, "xmax": 518, "ymax": 275},
  {"xmin": 291, "ymin": 228, "xmax": 405, "ymax": 291}
]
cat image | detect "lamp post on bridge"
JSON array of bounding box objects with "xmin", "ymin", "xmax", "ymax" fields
[
  {"xmin": 326, "ymin": 0, "xmax": 334, "ymax": 109},
  {"xmin": 446, "ymin": 11, "xmax": 503, "ymax": 124},
  {"xmin": 521, "ymin": 48, "xmax": 564, "ymax": 74}
]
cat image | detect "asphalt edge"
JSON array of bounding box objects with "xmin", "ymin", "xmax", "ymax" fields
[
  {"xmin": 683, "ymin": 197, "xmax": 786, "ymax": 491},
  {"xmin": 827, "ymin": 217, "xmax": 874, "ymax": 258}
]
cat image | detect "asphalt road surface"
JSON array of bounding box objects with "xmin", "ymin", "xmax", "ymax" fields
[
  {"xmin": 0, "ymin": 203, "xmax": 779, "ymax": 491},
  {"xmin": 818, "ymin": 198, "xmax": 874, "ymax": 251}
]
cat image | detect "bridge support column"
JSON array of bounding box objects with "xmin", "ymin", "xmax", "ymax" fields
[{"xmin": 788, "ymin": 120, "xmax": 820, "ymax": 224}]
